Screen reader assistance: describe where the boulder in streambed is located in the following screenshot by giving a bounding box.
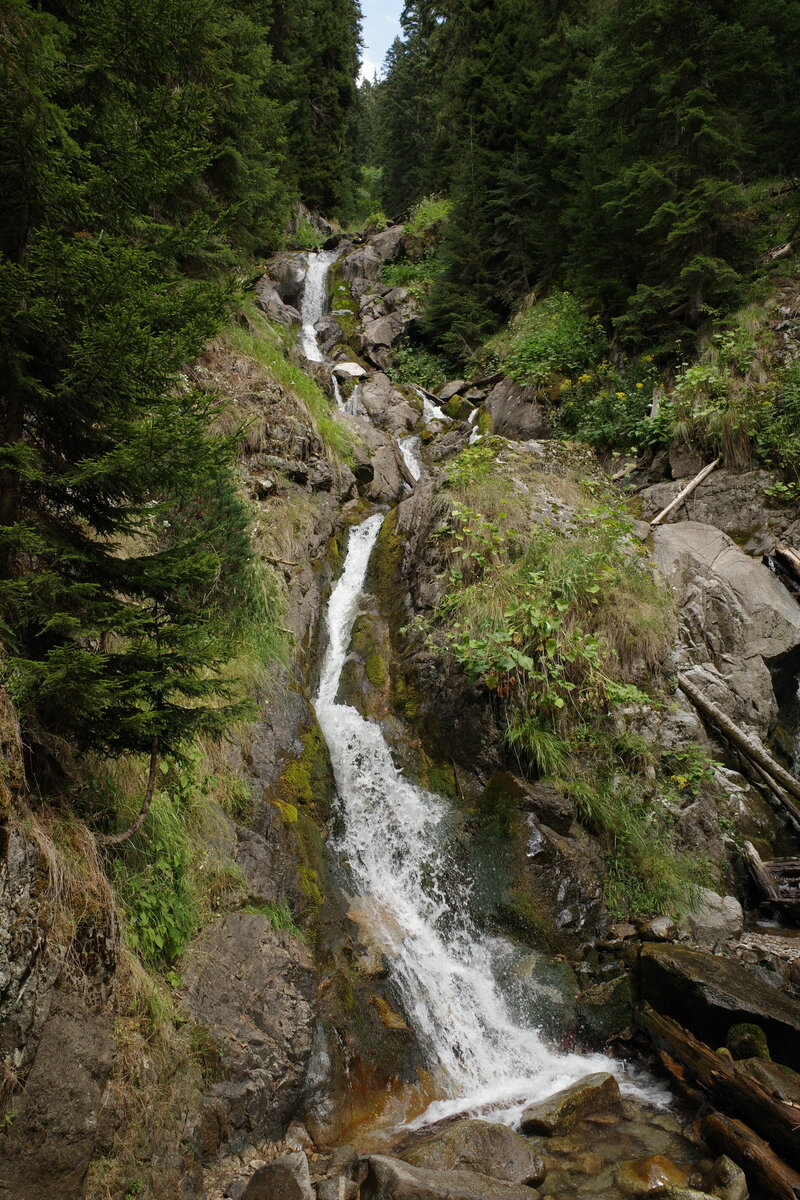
[401,1118,546,1186]
[519,1071,622,1135]
[639,943,800,1070]
[702,1154,749,1200]
[615,1153,689,1195]
[242,1150,314,1200]
[364,1155,542,1200]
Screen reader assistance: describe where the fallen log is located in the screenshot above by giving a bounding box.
[636,1003,800,1168]
[743,840,779,902]
[650,457,720,526]
[677,672,800,825]
[702,1111,800,1200]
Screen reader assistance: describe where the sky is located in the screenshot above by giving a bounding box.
[359,0,404,82]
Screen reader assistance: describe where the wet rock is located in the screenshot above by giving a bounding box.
[702,1154,748,1200]
[255,276,302,327]
[264,251,306,306]
[649,1190,719,1200]
[333,361,367,378]
[364,1155,541,1199]
[737,1055,800,1102]
[576,973,635,1041]
[402,1118,545,1186]
[520,1072,622,1135]
[615,1153,688,1195]
[680,889,743,947]
[504,951,580,1042]
[242,1151,314,1200]
[181,914,316,1149]
[640,943,800,1069]
[486,377,550,441]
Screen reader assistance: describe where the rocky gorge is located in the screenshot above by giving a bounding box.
[3,219,800,1200]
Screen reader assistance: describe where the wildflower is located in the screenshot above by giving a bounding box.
[635,382,643,389]
[578,373,592,383]
[643,354,654,362]
[616,391,626,400]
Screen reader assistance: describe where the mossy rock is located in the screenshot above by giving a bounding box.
[726,1022,770,1061]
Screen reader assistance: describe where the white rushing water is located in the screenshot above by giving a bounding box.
[314,516,663,1129]
[414,385,450,425]
[300,249,341,363]
[398,435,423,482]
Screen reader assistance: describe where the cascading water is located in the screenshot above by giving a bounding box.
[315,516,661,1129]
[414,385,450,425]
[398,435,423,482]
[300,249,340,363]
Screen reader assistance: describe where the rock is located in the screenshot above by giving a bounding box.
[641,468,799,555]
[610,922,638,941]
[668,438,706,480]
[681,889,743,947]
[255,276,302,327]
[504,951,580,1042]
[576,973,635,1041]
[640,916,679,942]
[702,1154,748,1200]
[725,1022,770,1060]
[652,521,800,737]
[649,1192,718,1200]
[438,380,467,402]
[736,1055,800,1103]
[181,914,316,1149]
[226,1182,248,1200]
[639,943,800,1070]
[360,312,405,353]
[242,1151,314,1200]
[402,1118,546,1185]
[615,1153,688,1195]
[364,1155,541,1199]
[486,377,550,441]
[264,251,306,306]
[520,1072,622,1135]
[316,1176,359,1200]
[332,361,367,377]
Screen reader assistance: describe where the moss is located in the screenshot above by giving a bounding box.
[495,890,564,955]
[426,761,457,799]
[364,650,387,689]
[477,772,525,830]
[393,675,422,723]
[477,406,493,435]
[727,1022,771,1061]
[277,721,334,819]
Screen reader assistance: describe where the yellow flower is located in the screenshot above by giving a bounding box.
[635,382,643,389]
[616,391,626,400]
[578,373,592,383]
[643,354,654,362]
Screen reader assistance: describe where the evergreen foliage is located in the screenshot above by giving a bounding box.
[376,0,800,355]
[0,0,360,776]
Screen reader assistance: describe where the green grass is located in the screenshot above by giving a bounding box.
[241,900,307,941]
[227,300,359,464]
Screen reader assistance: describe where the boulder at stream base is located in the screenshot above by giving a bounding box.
[615,1154,689,1195]
[242,1151,314,1200]
[519,1072,622,1135]
[639,943,800,1070]
[401,1118,546,1185]
[363,1155,541,1199]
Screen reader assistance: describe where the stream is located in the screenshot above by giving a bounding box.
[299,255,668,1129]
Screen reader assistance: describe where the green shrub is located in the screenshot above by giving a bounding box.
[388,342,450,390]
[503,292,606,386]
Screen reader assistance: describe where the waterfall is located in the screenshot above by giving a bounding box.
[300,249,340,363]
[414,386,450,425]
[314,517,661,1129]
[398,435,423,482]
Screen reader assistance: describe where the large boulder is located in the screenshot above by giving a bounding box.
[181,913,317,1149]
[401,1118,545,1186]
[652,521,800,736]
[639,943,800,1070]
[520,1072,622,1135]
[242,1151,314,1200]
[486,377,550,441]
[364,1155,541,1200]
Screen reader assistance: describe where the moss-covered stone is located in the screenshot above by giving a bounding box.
[726,1022,771,1061]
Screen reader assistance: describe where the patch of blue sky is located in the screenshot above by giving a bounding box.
[359,0,403,82]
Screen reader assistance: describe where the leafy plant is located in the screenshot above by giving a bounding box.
[502,293,606,386]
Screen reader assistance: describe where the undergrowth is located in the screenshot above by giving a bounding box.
[426,440,710,916]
